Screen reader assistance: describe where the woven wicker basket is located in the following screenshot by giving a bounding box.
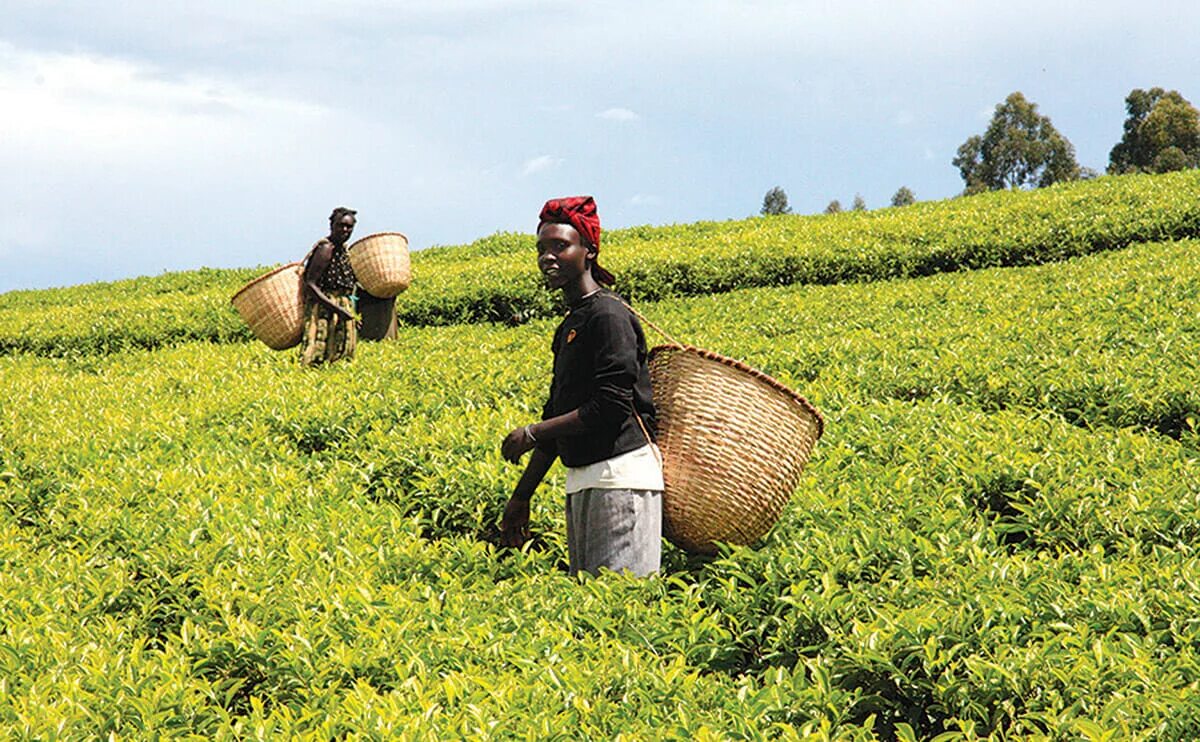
[230,262,306,350]
[648,345,824,555]
[348,232,411,298]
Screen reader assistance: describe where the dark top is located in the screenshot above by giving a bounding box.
[309,238,357,295]
[540,290,657,468]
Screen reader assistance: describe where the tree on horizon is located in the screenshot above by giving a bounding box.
[953,92,1080,194]
[891,186,916,206]
[760,186,792,215]
[1108,87,1200,174]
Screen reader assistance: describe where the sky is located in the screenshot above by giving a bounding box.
[2,0,1198,293]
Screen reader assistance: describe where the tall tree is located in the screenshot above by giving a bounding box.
[890,186,916,207]
[1108,88,1200,174]
[760,186,792,215]
[953,92,1080,194]
[851,193,867,211]
[824,200,842,214]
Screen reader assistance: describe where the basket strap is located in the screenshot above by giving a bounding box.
[617,296,671,469]
[615,298,685,349]
[632,406,664,468]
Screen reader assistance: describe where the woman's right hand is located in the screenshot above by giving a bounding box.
[499,495,531,547]
[501,426,536,463]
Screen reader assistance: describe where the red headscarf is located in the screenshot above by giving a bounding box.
[538,195,615,285]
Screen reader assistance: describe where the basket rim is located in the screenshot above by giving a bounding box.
[349,232,410,252]
[649,344,825,440]
[230,262,303,305]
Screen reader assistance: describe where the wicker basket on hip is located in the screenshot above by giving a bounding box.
[648,343,825,555]
[230,263,306,350]
[348,232,411,298]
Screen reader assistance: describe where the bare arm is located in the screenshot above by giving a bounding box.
[512,446,555,501]
[499,447,556,547]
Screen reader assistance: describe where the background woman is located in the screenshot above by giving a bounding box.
[301,207,359,366]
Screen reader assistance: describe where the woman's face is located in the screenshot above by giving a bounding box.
[331,214,356,245]
[536,223,594,290]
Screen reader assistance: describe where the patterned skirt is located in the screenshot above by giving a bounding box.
[300,294,357,366]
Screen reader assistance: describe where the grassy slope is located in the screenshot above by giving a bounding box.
[3,169,1199,357]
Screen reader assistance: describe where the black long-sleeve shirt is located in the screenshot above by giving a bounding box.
[540,290,657,468]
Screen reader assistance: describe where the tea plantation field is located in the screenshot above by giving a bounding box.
[2,173,1199,738]
[2,169,1198,357]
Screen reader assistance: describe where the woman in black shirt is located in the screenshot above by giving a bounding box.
[500,196,663,576]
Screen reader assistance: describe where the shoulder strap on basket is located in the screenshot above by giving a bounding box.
[605,294,671,468]
[632,407,663,468]
[610,295,685,349]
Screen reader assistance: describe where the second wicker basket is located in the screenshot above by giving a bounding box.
[348,232,412,298]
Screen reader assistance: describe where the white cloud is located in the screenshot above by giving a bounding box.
[598,107,639,122]
[0,42,325,164]
[629,194,661,206]
[520,155,562,176]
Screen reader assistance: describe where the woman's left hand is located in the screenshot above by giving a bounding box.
[501,426,535,463]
